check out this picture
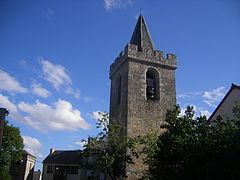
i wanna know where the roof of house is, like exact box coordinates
[209,83,240,120]
[43,150,83,164]
[130,15,155,51]
[23,150,35,158]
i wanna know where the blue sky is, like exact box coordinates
[1,0,240,170]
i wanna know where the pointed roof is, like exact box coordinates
[209,83,240,121]
[130,15,155,51]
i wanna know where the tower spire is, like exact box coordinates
[130,15,155,51]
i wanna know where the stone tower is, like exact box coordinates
[109,15,177,178]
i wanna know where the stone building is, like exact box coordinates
[42,149,82,180]
[0,108,9,148]
[109,15,177,178]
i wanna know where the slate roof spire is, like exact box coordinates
[130,15,155,51]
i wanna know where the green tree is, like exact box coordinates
[136,129,160,180]
[82,112,137,180]
[0,120,24,180]
[141,105,240,180]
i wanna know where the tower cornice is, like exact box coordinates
[110,44,177,78]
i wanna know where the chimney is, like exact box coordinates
[50,148,55,154]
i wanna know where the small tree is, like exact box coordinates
[82,112,137,180]
[140,105,240,180]
[0,120,24,180]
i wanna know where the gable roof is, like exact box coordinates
[23,150,35,158]
[209,83,240,120]
[130,15,155,51]
[43,150,82,164]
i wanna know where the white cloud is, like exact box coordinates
[67,145,74,149]
[0,93,90,132]
[202,87,225,100]
[91,111,109,130]
[177,94,190,99]
[178,86,227,114]
[45,8,54,20]
[189,104,197,119]
[0,93,26,123]
[0,70,27,93]
[179,108,185,117]
[22,136,43,158]
[75,141,87,147]
[202,87,226,107]
[177,92,201,99]
[31,83,51,98]
[91,111,103,120]
[84,96,93,103]
[18,99,90,132]
[39,58,80,99]
[39,59,72,90]
[65,87,80,99]
[179,104,211,119]
[203,100,216,108]
[0,93,18,113]
[104,0,134,10]
[200,110,211,118]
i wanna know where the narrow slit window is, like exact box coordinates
[117,76,122,104]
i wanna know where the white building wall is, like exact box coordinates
[24,155,36,180]
[211,88,240,120]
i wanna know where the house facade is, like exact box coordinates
[11,150,36,180]
[209,83,240,121]
[42,149,106,180]
[42,149,82,180]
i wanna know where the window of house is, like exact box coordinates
[146,68,159,100]
[54,166,69,175]
[66,166,78,174]
[47,166,54,174]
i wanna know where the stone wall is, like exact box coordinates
[109,43,177,179]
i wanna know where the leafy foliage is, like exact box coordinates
[141,105,240,180]
[0,120,24,179]
[136,130,160,180]
[82,112,137,180]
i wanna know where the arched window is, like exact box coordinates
[117,75,122,104]
[146,68,159,100]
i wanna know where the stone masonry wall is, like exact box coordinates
[109,43,177,179]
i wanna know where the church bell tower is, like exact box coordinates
[109,15,177,136]
[109,15,177,177]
